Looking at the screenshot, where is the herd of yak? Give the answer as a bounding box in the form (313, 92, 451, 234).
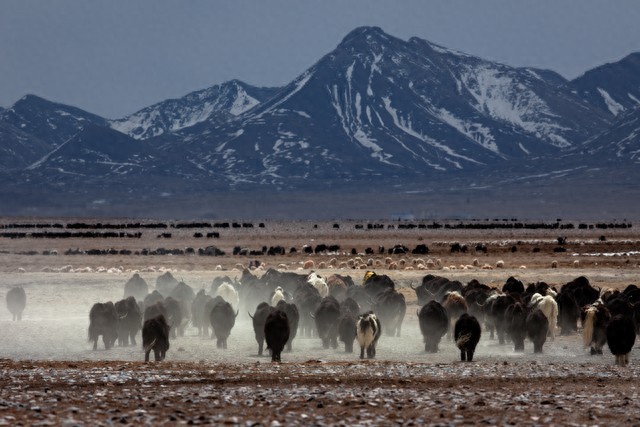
(5, 268, 639, 365)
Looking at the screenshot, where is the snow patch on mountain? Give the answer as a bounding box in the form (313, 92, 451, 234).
(432, 107, 499, 154)
(598, 88, 625, 116)
(382, 97, 480, 167)
(460, 66, 571, 148)
(229, 87, 260, 116)
(26, 130, 82, 170)
(253, 72, 313, 120)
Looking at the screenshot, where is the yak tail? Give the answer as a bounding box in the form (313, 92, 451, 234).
(144, 338, 157, 353)
(456, 333, 471, 349)
(582, 308, 595, 347)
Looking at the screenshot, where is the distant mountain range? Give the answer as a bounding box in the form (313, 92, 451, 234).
(1, 26, 639, 219)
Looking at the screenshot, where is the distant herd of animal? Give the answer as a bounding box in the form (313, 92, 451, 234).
(5, 269, 638, 365)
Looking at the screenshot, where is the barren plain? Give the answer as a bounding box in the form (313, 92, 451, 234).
(1, 219, 639, 425)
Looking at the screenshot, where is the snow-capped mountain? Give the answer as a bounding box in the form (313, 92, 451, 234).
(0, 95, 108, 147)
(1, 26, 640, 217)
(110, 80, 281, 140)
(160, 26, 610, 185)
(570, 53, 640, 117)
(578, 105, 640, 163)
(0, 95, 110, 171)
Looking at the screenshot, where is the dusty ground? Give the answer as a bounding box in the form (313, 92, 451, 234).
(1, 218, 640, 425)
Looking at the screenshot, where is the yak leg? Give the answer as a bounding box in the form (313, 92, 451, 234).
(534, 341, 543, 353)
(460, 350, 466, 362)
(144, 350, 151, 362)
(359, 346, 365, 359)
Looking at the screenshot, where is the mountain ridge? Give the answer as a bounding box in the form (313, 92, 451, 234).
(0, 26, 638, 218)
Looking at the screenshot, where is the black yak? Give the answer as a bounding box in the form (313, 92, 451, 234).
(250, 302, 274, 356)
(115, 296, 142, 347)
(209, 299, 237, 349)
(454, 313, 481, 362)
(314, 296, 341, 349)
(418, 301, 448, 353)
(606, 314, 636, 366)
(275, 300, 299, 352)
(88, 302, 118, 350)
(338, 310, 357, 353)
(526, 308, 549, 353)
(265, 309, 290, 362)
(374, 288, 406, 337)
(142, 314, 170, 362)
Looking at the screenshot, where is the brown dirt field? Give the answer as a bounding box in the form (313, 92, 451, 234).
(1, 218, 640, 425)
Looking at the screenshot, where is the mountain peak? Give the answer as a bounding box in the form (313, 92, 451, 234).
(14, 94, 52, 108)
(339, 26, 391, 46)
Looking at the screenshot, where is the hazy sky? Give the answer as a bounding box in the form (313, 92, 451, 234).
(2, 0, 639, 118)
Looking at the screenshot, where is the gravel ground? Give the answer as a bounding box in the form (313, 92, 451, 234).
(1, 359, 639, 426)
